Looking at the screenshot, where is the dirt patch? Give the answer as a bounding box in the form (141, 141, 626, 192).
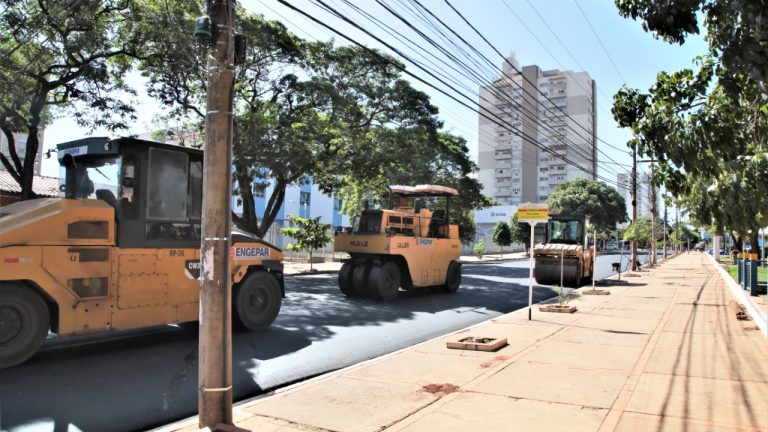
(494, 355, 510, 361)
(422, 383, 459, 394)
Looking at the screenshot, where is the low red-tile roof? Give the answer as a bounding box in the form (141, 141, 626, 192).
(0, 170, 60, 197)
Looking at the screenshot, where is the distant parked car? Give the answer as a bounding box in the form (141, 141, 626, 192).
(605, 243, 618, 251)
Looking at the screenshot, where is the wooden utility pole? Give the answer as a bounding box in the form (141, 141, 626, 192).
(199, 0, 235, 428)
(631, 145, 638, 271)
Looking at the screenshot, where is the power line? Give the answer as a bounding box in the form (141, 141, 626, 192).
(279, 0, 623, 189)
(572, 0, 628, 85)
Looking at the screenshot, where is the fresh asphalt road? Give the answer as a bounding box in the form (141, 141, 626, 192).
(0, 254, 643, 432)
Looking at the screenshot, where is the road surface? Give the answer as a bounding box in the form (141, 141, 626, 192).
(0, 254, 632, 432)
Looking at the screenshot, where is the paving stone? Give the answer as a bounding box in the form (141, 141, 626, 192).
(391, 392, 607, 432)
(245, 377, 437, 432)
(626, 374, 768, 429)
(519, 340, 644, 371)
(467, 361, 628, 408)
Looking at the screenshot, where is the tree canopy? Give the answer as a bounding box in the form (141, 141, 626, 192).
(613, 0, 767, 250)
(546, 179, 628, 233)
(0, 0, 152, 199)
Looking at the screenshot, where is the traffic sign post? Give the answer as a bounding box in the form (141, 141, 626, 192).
(518, 203, 549, 320)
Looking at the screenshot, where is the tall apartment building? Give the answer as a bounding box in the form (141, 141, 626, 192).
(478, 55, 596, 204)
(616, 171, 657, 220)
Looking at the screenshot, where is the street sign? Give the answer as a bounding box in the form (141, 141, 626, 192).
(518, 203, 549, 222)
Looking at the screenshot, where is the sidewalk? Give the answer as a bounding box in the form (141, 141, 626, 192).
(162, 252, 768, 432)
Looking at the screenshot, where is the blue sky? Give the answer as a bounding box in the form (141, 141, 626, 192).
(43, 0, 709, 189)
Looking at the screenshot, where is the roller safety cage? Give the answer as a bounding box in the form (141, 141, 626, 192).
(0, 137, 285, 368)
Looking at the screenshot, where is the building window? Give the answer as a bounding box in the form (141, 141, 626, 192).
(253, 183, 266, 198)
(334, 197, 343, 211)
(300, 191, 310, 206)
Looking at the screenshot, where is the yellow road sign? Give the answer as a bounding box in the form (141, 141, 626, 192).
(518, 206, 549, 222)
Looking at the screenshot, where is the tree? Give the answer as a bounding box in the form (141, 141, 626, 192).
(473, 238, 486, 260)
(337, 131, 495, 244)
(509, 211, 530, 254)
(613, 0, 767, 251)
(623, 216, 664, 249)
(492, 221, 512, 258)
(279, 215, 333, 271)
(546, 179, 628, 233)
(0, 0, 152, 199)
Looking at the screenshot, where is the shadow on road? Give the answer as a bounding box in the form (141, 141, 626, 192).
(0, 262, 555, 432)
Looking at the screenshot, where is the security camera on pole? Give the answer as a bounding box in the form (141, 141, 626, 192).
(518, 203, 549, 320)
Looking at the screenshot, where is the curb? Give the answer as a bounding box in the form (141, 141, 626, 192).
(152, 268, 560, 432)
(706, 253, 767, 337)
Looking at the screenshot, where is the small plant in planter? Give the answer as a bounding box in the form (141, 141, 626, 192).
(473, 238, 486, 260)
(540, 286, 581, 313)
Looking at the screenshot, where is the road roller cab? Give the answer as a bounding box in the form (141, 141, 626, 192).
(533, 214, 594, 287)
(0, 137, 284, 368)
(333, 185, 462, 300)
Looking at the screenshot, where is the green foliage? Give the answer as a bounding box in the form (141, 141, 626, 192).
(623, 216, 665, 248)
(509, 211, 529, 248)
(280, 215, 333, 270)
(337, 130, 495, 243)
(546, 179, 628, 233)
(0, 0, 151, 199)
(615, 0, 767, 90)
(613, 0, 768, 250)
(492, 221, 512, 254)
(473, 238, 486, 259)
(556, 287, 581, 306)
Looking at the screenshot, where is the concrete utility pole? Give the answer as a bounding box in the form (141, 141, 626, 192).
(199, 0, 236, 428)
(631, 145, 638, 271)
(649, 173, 657, 266)
(663, 205, 668, 260)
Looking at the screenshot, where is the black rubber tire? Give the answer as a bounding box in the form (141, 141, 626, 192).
(372, 261, 401, 301)
(338, 262, 355, 297)
(352, 263, 371, 297)
(443, 261, 462, 293)
(0, 284, 50, 369)
(233, 271, 282, 332)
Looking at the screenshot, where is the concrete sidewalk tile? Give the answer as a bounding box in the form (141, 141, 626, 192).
(644, 345, 768, 382)
(654, 331, 768, 357)
(592, 307, 665, 320)
(663, 307, 752, 334)
(244, 376, 437, 432)
(554, 326, 651, 347)
(519, 340, 644, 371)
(467, 361, 628, 408)
(577, 315, 659, 334)
(391, 392, 607, 432)
(626, 374, 768, 429)
(480, 320, 565, 340)
(345, 350, 500, 387)
(615, 411, 761, 432)
(235, 415, 309, 432)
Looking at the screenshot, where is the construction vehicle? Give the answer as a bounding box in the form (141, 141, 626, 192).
(533, 214, 595, 287)
(0, 137, 285, 368)
(334, 185, 462, 300)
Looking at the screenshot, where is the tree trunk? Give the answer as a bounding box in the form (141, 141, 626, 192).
(233, 170, 261, 235)
(309, 250, 313, 271)
(259, 180, 286, 238)
(20, 125, 39, 200)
